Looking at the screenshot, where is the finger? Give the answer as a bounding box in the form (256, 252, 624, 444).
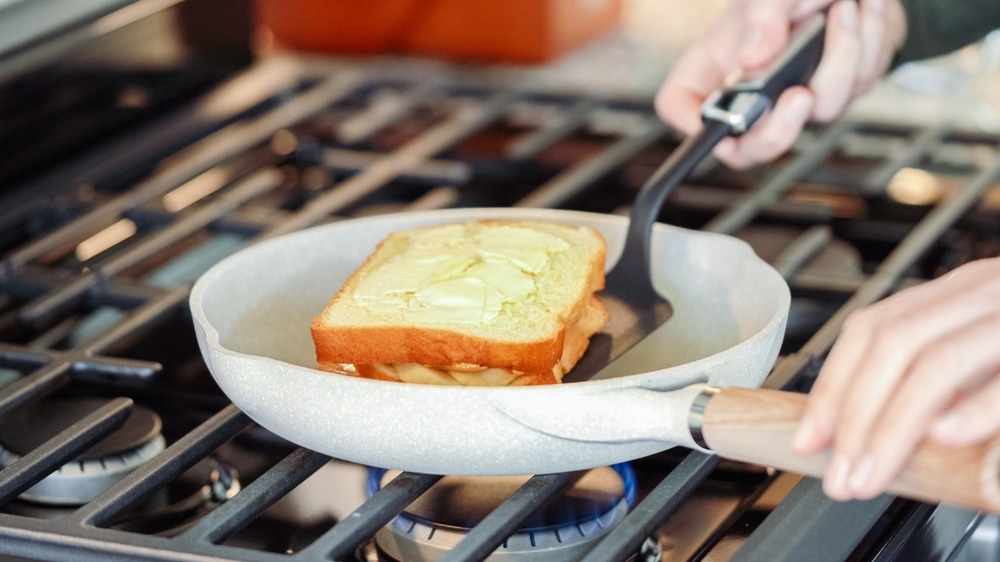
(932, 364, 1000, 446)
(845, 316, 1000, 499)
(826, 284, 1000, 495)
(712, 137, 741, 166)
(736, 0, 839, 70)
(717, 87, 814, 169)
(793, 264, 972, 453)
(793, 305, 879, 455)
(812, 310, 883, 500)
(815, 302, 937, 500)
(795, 299, 917, 456)
(853, 0, 888, 96)
(655, 81, 707, 137)
(738, 0, 797, 70)
(808, 0, 862, 122)
(655, 45, 719, 134)
(655, 13, 747, 135)
(811, 259, 1000, 500)
(800, 261, 1000, 455)
(789, 0, 845, 20)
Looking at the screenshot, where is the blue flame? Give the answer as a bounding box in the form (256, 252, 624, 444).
(366, 462, 637, 509)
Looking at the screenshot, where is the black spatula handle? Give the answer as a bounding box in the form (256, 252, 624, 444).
(701, 13, 827, 135)
(611, 13, 828, 304)
(607, 120, 731, 305)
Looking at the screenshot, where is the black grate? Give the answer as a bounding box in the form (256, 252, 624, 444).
(1, 58, 998, 561)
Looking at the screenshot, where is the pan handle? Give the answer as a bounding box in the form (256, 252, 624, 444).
(698, 387, 1000, 514)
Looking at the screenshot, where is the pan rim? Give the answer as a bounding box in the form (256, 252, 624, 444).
(189, 207, 791, 396)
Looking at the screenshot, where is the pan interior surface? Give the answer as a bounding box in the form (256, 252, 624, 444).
(190, 208, 790, 475)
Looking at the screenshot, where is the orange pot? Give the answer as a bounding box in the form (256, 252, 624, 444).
(257, 0, 623, 63)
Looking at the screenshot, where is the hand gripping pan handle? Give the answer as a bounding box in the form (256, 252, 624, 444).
(495, 385, 1000, 514)
(695, 387, 1000, 515)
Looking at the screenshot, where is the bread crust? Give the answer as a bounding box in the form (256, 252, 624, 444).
(311, 219, 607, 382)
(312, 323, 566, 374)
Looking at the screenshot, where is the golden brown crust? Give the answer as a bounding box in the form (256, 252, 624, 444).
(318, 294, 609, 386)
(311, 219, 608, 384)
(312, 323, 565, 374)
(556, 294, 609, 377)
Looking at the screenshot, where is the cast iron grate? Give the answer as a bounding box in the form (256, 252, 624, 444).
(0, 59, 997, 561)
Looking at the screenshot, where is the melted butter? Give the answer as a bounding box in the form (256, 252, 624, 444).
(352, 224, 570, 323)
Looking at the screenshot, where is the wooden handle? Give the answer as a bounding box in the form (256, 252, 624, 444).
(701, 387, 1000, 514)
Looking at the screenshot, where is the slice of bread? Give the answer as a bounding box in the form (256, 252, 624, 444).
(310, 219, 608, 384)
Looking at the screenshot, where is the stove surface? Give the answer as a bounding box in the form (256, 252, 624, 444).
(0, 2, 998, 558)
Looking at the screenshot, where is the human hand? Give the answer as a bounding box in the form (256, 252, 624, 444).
(792, 257, 1000, 501)
(655, 0, 906, 169)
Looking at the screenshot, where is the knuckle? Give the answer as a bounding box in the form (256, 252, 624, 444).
(719, 145, 754, 170)
(758, 129, 794, 154)
(653, 89, 674, 124)
(832, 422, 867, 455)
(841, 307, 877, 336)
(810, 374, 833, 398)
(741, 131, 792, 165)
(911, 344, 959, 383)
(722, 156, 754, 171)
(811, 100, 845, 123)
(852, 77, 877, 98)
(866, 328, 907, 358)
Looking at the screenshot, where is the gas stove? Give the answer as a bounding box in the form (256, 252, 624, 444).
(0, 0, 998, 561)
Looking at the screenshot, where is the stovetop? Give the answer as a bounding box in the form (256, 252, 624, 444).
(1, 1, 999, 560)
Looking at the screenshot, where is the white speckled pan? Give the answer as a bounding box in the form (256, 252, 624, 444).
(189, 208, 790, 475)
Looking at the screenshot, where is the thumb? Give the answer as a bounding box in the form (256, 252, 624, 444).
(738, 0, 795, 70)
(738, 0, 837, 71)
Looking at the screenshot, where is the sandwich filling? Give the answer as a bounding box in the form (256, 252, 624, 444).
(330, 294, 608, 385)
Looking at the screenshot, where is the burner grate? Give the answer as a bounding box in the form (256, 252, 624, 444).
(0, 52, 997, 561)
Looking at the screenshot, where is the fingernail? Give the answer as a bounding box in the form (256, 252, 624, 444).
(933, 410, 965, 439)
(840, 1, 858, 28)
(828, 453, 852, 496)
(783, 93, 812, 124)
(868, 0, 885, 12)
(792, 413, 815, 451)
(848, 453, 875, 493)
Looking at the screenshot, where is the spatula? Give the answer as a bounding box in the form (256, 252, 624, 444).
(567, 14, 828, 382)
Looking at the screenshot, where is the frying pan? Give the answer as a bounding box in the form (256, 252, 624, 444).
(191, 207, 787, 470)
(190, 208, 1000, 514)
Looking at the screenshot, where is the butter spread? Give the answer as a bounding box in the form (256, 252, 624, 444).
(352, 224, 570, 323)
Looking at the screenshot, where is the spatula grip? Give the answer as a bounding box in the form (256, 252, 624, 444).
(700, 387, 1000, 514)
(701, 13, 826, 134)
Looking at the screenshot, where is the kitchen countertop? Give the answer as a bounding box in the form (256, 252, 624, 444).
(510, 0, 1000, 132)
(4, 0, 997, 131)
(280, 0, 1000, 133)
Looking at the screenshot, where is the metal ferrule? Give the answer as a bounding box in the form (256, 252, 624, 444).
(701, 90, 771, 136)
(687, 386, 720, 450)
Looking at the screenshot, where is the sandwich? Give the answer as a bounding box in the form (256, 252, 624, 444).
(310, 219, 609, 386)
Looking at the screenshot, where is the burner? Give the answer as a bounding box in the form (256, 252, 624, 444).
(4, 455, 240, 537)
(0, 397, 167, 505)
(0, 396, 241, 536)
(369, 465, 648, 562)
